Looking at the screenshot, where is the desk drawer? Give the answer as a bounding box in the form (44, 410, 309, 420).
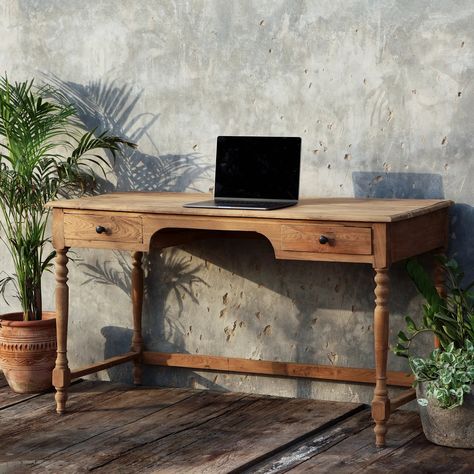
(281, 224, 372, 255)
(64, 213, 143, 243)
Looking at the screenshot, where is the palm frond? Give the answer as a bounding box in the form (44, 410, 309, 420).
(0, 75, 136, 319)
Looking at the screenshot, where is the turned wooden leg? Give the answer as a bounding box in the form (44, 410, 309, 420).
(433, 254, 447, 349)
(131, 251, 144, 385)
(52, 248, 71, 414)
(372, 268, 390, 448)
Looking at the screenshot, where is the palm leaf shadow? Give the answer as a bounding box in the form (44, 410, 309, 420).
(78, 249, 210, 350)
(43, 73, 212, 193)
(79, 252, 132, 295)
(43, 72, 213, 307)
(78, 250, 209, 311)
(147, 250, 210, 317)
(39, 74, 218, 383)
(41, 74, 214, 374)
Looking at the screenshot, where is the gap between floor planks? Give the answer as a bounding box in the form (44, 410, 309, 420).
(245, 410, 474, 474)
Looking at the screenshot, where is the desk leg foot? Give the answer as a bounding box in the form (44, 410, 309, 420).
(55, 388, 68, 414)
(53, 248, 71, 414)
(132, 251, 144, 385)
(372, 267, 390, 448)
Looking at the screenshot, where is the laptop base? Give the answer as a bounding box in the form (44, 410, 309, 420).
(183, 200, 297, 211)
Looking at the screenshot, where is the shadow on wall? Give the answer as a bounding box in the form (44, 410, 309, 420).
(44, 74, 212, 192)
(352, 171, 474, 281)
(141, 249, 228, 390)
(352, 171, 445, 199)
(43, 74, 214, 383)
(449, 204, 474, 283)
(96, 250, 220, 389)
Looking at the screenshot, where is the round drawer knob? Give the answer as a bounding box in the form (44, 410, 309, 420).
(95, 225, 107, 234)
(319, 235, 329, 245)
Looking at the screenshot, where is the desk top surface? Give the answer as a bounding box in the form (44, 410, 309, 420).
(47, 192, 452, 223)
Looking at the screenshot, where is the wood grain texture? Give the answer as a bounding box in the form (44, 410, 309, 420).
(275, 250, 373, 264)
(52, 248, 71, 415)
(390, 208, 449, 262)
(0, 382, 195, 464)
(271, 410, 423, 473)
(51, 208, 65, 249)
(46, 192, 452, 223)
(0, 373, 42, 410)
(142, 352, 414, 387)
(2, 380, 472, 473)
(62, 238, 147, 251)
(372, 268, 390, 448)
(70, 352, 139, 379)
(281, 224, 372, 255)
(33, 390, 253, 472)
(63, 212, 143, 243)
(88, 392, 362, 473)
(0, 381, 131, 439)
(249, 409, 375, 474)
(142, 214, 375, 263)
(361, 432, 474, 474)
(372, 223, 390, 268)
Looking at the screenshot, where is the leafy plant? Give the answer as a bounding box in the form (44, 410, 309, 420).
(410, 340, 474, 409)
(0, 75, 135, 321)
(394, 257, 474, 357)
(393, 257, 474, 408)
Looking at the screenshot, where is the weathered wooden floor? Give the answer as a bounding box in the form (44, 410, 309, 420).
(0, 376, 473, 473)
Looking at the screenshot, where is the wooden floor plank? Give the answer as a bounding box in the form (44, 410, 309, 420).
(0, 380, 127, 470)
(0, 380, 126, 437)
(0, 372, 46, 410)
(32, 391, 256, 472)
(0, 380, 472, 474)
(361, 433, 474, 474)
(0, 384, 196, 465)
(246, 409, 374, 473)
(89, 396, 362, 473)
(284, 411, 423, 473)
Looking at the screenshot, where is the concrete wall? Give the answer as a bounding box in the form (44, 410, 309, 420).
(1, 0, 474, 404)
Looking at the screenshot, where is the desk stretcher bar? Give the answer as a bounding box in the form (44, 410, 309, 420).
(142, 351, 414, 387)
(69, 351, 414, 387)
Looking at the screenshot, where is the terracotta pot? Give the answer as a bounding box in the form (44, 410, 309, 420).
(417, 381, 474, 448)
(0, 312, 57, 393)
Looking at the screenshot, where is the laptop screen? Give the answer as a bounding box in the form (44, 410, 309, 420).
(214, 136, 301, 200)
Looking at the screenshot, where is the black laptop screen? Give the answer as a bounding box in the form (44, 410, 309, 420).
(214, 136, 301, 200)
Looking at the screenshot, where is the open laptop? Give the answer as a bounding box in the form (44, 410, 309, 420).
(184, 136, 301, 210)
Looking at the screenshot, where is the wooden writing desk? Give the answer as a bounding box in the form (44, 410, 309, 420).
(47, 192, 452, 447)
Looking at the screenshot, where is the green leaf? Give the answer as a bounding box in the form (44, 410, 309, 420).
(397, 331, 409, 342)
(406, 259, 442, 310)
(405, 316, 417, 332)
(394, 344, 409, 358)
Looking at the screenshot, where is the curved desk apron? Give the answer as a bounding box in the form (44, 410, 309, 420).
(46, 192, 452, 448)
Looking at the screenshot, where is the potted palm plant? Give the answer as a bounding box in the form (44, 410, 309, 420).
(394, 257, 474, 448)
(0, 75, 135, 393)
